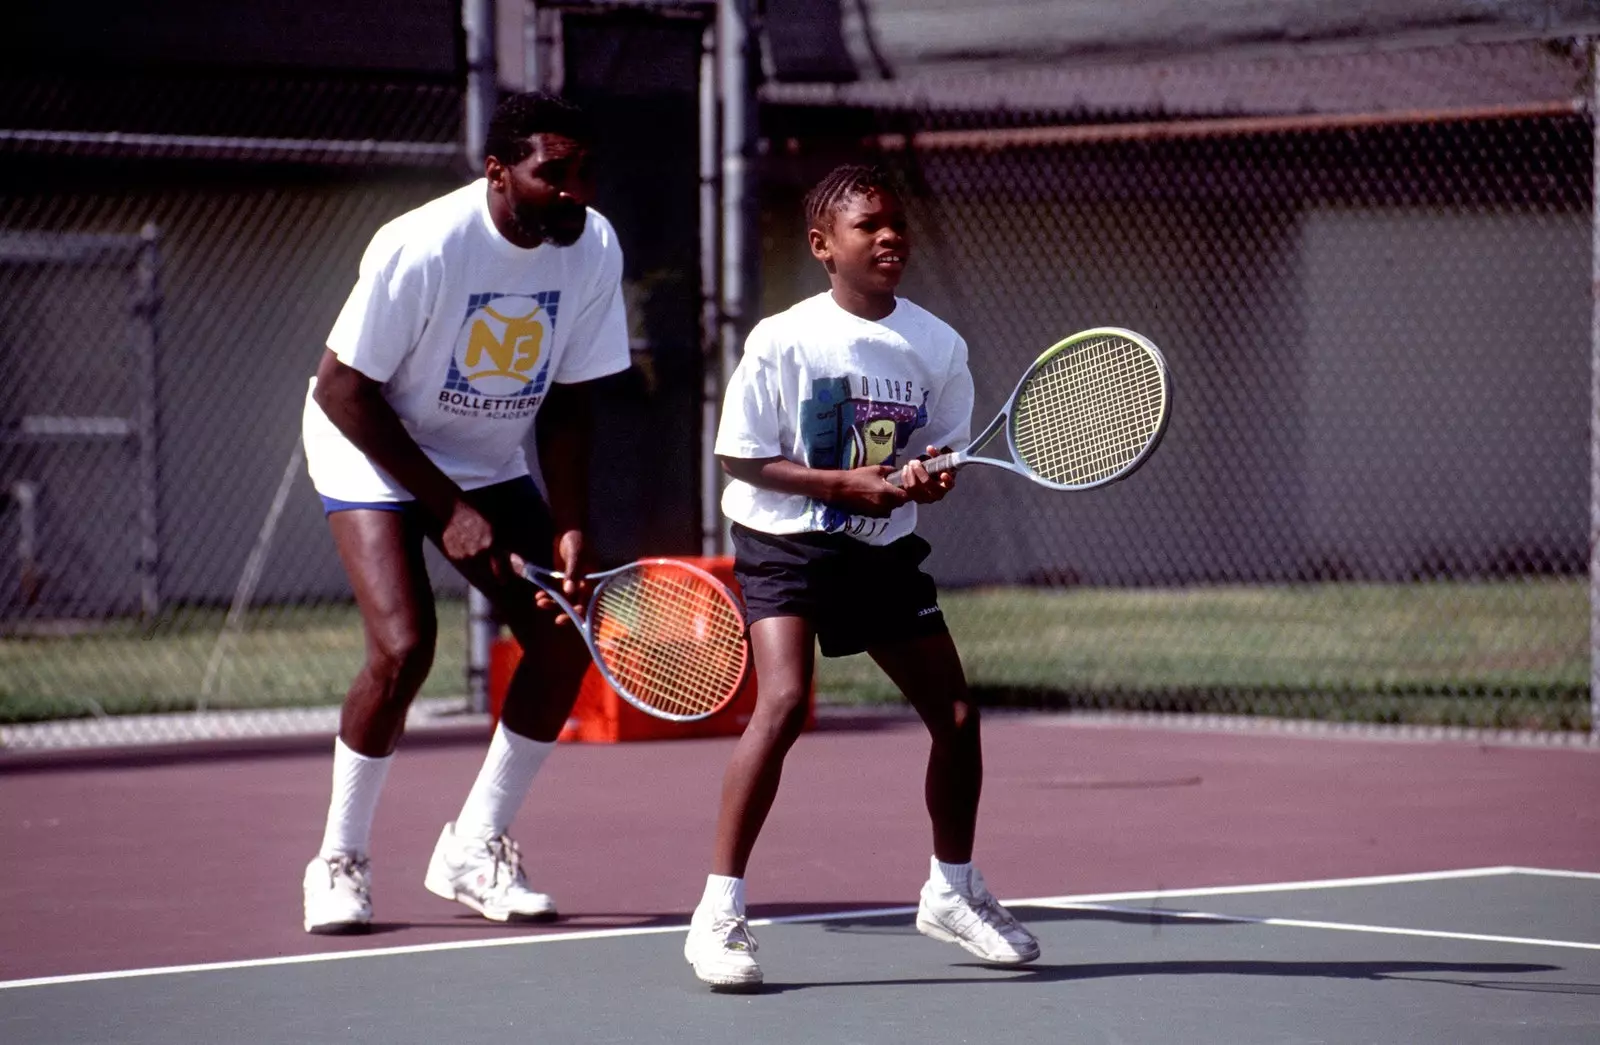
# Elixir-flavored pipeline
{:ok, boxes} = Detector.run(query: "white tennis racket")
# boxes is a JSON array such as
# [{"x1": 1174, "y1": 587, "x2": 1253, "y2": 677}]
[
  {"x1": 520, "y1": 558, "x2": 750, "y2": 722},
  {"x1": 892, "y1": 327, "x2": 1171, "y2": 490}
]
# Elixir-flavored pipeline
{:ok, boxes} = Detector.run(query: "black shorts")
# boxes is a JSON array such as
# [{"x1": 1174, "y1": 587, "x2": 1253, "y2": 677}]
[
  {"x1": 730, "y1": 522, "x2": 948, "y2": 658},
  {"x1": 325, "y1": 475, "x2": 555, "y2": 571}
]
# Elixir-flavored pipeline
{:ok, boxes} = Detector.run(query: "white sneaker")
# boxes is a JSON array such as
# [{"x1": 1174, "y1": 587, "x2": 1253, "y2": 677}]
[
  {"x1": 303, "y1": 853, "x2": 372, "y2": 934},
  {"x1": 423, "y1": 821, "x2": 557, "y2": 922},
  {"x1": 916, "y1": 866, "x2": 1041, "y2": 965},
  {"x1": 684, "y1": 907, "x2": 763, "y2": 989}
]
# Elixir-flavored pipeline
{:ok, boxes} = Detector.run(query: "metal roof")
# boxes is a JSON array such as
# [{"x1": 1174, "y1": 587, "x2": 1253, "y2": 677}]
[
  {"x1": 762, "y1": 38, "x2": 1589, "y2": 117},
  {"x1": 760, "y1": 0, "x2": 1599, "y2": 116}
]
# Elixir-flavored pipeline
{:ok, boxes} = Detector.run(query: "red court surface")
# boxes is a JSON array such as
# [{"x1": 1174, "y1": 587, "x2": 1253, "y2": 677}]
[{"x1": 2, "y1": 712, "x2": 1598, "y2": 983}]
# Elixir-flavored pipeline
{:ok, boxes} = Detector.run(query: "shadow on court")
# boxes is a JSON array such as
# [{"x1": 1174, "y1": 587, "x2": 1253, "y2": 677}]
[
  {"x1": 748, "y1": 958, "x2": 1564, "y2": 994},
  {"x1": 815, "y1": 906, "x2": 1243, "y2": 934}
]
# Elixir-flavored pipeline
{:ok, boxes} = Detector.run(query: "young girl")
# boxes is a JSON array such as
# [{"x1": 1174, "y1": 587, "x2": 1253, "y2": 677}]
[{"x1": 685, "y1": 164, "x2": 1040, "y2": 988}]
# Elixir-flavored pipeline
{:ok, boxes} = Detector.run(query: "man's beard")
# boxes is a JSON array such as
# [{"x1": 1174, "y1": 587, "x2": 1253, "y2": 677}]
[{"x1": 515, "y1": 200, "x2": 586, "y2": 247}]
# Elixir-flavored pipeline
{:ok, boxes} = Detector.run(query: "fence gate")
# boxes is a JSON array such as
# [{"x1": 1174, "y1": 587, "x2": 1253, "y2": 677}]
[{"x1": 0, "y1": 226, "x2": 161, "y2": 623}]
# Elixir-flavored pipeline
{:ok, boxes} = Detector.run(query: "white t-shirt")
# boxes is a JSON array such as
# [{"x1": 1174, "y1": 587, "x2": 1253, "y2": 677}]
[
  {"x1": 303, "y1": 179, "x2": 631, "y2": 502},
  {"x1": 715, "y1": 292, "x2": 974, "y2": 545}
]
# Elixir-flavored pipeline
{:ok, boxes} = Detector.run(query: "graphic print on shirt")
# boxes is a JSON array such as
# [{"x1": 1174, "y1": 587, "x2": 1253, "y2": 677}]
[
  {"x1": 438, "y1": 291, "x2": 560, "y2": 421},
  {"x1": 800, "y1": 375, "x2": 929, "y2": 537}
]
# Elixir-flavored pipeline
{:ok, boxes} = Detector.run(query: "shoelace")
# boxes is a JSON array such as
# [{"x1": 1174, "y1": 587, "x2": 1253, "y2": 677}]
[
  {"x1": 936, "y1": 885, "x2": 1027, "y2": 946},
  {"x1": 710, "y1": 916, "x2": 758, "y2": 955},
  {"x1": 975, "y1": 895, "x2": 1024, "y2": 933},
  {"x1": 970, "y1": 890, "x2": 1036, "y2": 944},
  {"x1": 323, "y1": 855, "x2": 370, "y2": 892},
  {"x1": 479, "y1": 835, "x2": 526, "y2": 893}
]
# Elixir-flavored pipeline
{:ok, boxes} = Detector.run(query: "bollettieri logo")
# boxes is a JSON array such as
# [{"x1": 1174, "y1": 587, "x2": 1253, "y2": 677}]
[{"x1": 438, "y1": 290, "x2": 560, "y2": 420}]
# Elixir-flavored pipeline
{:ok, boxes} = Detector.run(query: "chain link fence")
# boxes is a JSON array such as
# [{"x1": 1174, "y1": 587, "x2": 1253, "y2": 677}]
[
  {"x1": 1, "y1": 32, "x2": 1595, "y2": 735},
  {"x1": 773, "y1": 38, "x2": 1595, "y2": 731},
  {"x1": 0, "y1": 33, "x2": 707, "y2": 730},
  {"x1": 0, "y1": 165, "x2": 471, "y2": 722}
]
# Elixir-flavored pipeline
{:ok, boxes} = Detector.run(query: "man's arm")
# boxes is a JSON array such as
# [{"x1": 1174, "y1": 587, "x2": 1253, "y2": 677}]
[
  {"x1": 532, "y1": 380, "x2": 598, "y2": 612},
  {"x1": 534, "y1": 380, "x2": 593, "y2": 537},
  {"x1": 718, "y1": 455, "x2": 908, "y2": 518},
  {"x1": 312, "y1": 348, "x2": 501, "y2": 570}
]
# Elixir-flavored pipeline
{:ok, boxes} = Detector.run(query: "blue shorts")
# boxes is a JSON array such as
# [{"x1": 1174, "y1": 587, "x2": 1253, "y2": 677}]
[
  {"x1": 320, "y1": 475, "x2": 555, "y2": 570},
  {"x1": 319, "y1": 494, "x2": 412, "y2": 516}
]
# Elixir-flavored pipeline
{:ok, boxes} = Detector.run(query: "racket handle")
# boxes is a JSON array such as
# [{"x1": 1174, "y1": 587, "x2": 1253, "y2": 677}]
[{"x1": 886, "y1": 450, "x2": 965, "y2": 488}]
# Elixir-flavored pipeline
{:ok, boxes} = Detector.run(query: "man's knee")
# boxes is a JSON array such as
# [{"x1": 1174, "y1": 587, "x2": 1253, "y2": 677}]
[{"x1": 365, "y1": 618, "x2": 437, "y2": 684}]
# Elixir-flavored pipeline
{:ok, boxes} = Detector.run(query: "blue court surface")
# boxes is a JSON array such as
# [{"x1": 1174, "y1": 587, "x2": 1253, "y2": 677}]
[{"x1": 3, "y1": 866, "x2": 1596, "y2": 1044}]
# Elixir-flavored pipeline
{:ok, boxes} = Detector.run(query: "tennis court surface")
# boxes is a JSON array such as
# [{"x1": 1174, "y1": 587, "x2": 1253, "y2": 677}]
[{"x1": 2, "y1": 712, "x2": 1597, "y2": 1043}]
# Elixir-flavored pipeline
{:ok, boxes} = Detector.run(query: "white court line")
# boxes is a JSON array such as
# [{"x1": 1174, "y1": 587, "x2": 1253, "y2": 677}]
[
  {"x1": 0, "y1": 865, "x2": 1589, "y2": 992},
  {"x1": 1499, "y1": 866, "x2": 1600, "y2": 881},
  {"x1": 0, "y1": 905, "x2": 916, "y2": 993},
  {"x1": 1059, "y1": 903, "x2": 1600, "y2": 953},
  {"x1": 1004, "y1": 864, "x2": 1524, "y2": 907}
]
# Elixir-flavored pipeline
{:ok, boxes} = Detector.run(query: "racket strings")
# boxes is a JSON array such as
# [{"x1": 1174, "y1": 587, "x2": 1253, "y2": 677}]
[
  {"x1": 589, "y1": 566, "x2": 748, "y2": 717},
  {"x1": 1012, "y1": 335, "x2": 1166, "y2": 485}
]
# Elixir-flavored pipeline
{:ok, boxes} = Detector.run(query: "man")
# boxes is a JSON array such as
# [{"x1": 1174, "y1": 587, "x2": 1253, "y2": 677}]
[{"x1": 299, "y1": 92, "x2": 629, "y2": 933}]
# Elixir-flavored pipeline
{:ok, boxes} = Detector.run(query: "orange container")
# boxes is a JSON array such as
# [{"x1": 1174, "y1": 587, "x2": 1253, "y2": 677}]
[{"x1": 487, "y1": 556, "x2": 814, "y2": 743}]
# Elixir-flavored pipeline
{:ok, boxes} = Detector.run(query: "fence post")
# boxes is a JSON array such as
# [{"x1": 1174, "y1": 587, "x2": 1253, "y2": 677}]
[
  {"x1": 1590, "y1": 38, "x2": 1599, "y2": 738},
  {"x1": 717, "y1": 0, "x2": 759, "y2": 556},
  {"x1": 464, "y1": 0, "x2": 497, "y2": 712},
  {"x1": 699, "y1": 19, "x2": 722, "y2": 556},
  {"x1": 135, "y1": 222, "x2": 163, "y2": 618}
]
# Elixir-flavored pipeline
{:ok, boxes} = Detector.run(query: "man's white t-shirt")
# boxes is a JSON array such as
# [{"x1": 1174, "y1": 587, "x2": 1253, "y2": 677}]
[
  {"x1": 715, "y1": 292, "x2": 974, "y2": 546},
  {"x1": 303, "y1": 179, "x2": 631, "y2": 502}
]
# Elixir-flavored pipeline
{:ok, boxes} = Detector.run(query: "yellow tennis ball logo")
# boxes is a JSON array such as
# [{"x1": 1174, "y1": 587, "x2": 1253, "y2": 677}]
[{"x1": 457, "y1": 297, "x2": 545, "y2": 395}]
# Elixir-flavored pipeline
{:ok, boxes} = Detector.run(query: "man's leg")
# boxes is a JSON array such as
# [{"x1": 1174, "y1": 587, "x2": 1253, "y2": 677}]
[
  {"x1": 305, "y1": 508, "x2": 436, "y2": 934},
  {"x1": 422, "y1": 480, "x2": 590, "y2": 922}
]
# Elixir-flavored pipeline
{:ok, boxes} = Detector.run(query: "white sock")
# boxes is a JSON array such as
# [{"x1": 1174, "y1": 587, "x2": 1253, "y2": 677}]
[
  {"x1": 453, "y1": 723, "x2": 555, "y2": 841},
  {"x1": 931, "y1": 856, "x2": 973, "y2": 893},
  {"x1": 318, "y1": 738, "x2": 393, "y2": 859},
  {"x1": 700, "y1": 874, "x2": 745, "y2": 917}
]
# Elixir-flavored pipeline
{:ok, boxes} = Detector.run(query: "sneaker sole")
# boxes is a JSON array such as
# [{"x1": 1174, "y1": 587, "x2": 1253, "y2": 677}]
[
  {"x1": 687, "y1": 961, "x2": 763, "y2": 991},
  {"x1": 915, "y1": 913, "x2": 1040, "y2": 965},
  {"x1": 684, "y1": 945, "x2": 763, "y2": 989},
  {"x1": 304, "y1": 918, "x2": 372, "y2": 935},
  {"x1": 424, "y1": 873, "x2": 559, "y2": 923}
]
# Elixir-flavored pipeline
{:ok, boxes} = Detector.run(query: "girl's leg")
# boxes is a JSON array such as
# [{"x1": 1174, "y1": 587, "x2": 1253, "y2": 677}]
[
  {"x1": 874, "y1": 631, "x2": 1040, "y2": 965},
  {"x1": 868, "y1": 630, "x2": 980, "y2": 863},
  {"x1": 711, "y1": 615, "x2": 817, "y2": 877}
]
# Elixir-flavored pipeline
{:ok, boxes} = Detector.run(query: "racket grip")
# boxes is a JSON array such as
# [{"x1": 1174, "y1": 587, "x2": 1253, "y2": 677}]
[{"x1": 886, "y1": 451, "x2": 963, "y2": 488}]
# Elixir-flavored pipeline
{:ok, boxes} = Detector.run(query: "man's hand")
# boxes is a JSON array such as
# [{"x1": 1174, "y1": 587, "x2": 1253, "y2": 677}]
[
  {"x1": 440, "y1": 499, "x2": 516, "y2": 584},
  {"x1": 832, "y1": 465, "x2": 911, "y2": 517},
  {"x1": 898, "y1": 444, "x2": 957, "y2": 504},
  {"x1": 533, "y1": 528, "x2": 590, "y2": 626}
]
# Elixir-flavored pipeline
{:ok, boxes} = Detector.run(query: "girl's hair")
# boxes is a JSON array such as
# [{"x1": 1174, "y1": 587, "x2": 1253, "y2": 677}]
[
  {"x1": 485, "y1": 92, "x2": 592, "y2": 166},
  {"x1": 803, "y1": 164, "x2": 899, "y2": 231}
]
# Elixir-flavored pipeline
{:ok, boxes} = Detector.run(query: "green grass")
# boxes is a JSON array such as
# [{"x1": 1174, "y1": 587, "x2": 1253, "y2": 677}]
[
  {"x1": 816, "y1": 579, "x2": 1590, "y2": 730},
  {"x1": 0, "y1": 580, "x2": 1589, "y2": 730},
  {"x1": 0, "y1": 601, "x2": 467, "y2": 722}
]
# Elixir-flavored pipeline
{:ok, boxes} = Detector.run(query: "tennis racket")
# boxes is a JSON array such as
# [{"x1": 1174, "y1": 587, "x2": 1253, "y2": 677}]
[
  {"x1": 520, "y1": 558, "x2": 751, "y2": 722},
  {"x1": 891, "y1": 327, "x2": 1171, "y2": 491}
]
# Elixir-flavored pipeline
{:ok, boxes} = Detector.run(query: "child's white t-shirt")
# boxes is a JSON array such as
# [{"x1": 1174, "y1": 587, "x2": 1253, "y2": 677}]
[
  {"x1": 715, "y1": 292, "x2": 974, "y2": 545},
  {"x1": 302, "y1": 179, "x2": 631, "y2": 502}
]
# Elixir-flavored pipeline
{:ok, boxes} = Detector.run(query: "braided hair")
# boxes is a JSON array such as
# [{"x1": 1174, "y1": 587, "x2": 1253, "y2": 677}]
[
  {"x1": 485, "y1": 92, "x2": 592, "y2": 167},
  {"x1": 803, "y1": 164, "x2": 899, "y2": 232}
]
